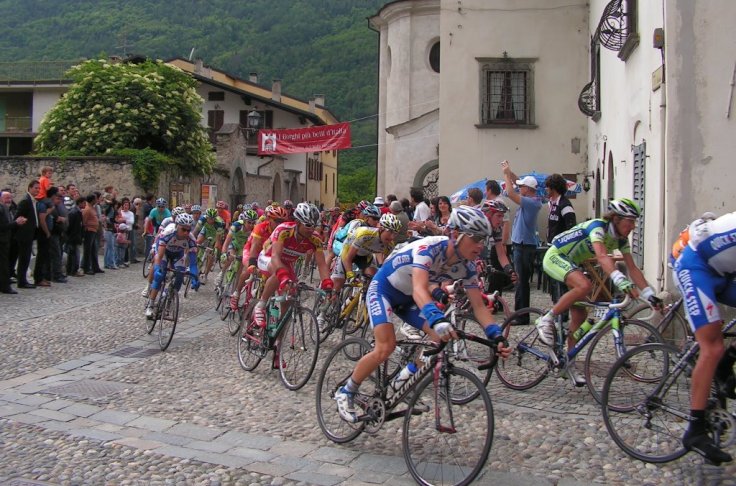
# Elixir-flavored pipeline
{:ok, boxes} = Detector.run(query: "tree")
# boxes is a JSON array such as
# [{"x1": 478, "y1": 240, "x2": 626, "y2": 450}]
[{"x1": 35, "y1": 58, "x2": 215, "y2": 189}]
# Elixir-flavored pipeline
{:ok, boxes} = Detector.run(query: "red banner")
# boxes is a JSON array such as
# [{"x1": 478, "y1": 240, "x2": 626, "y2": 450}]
[{"x1": 257, "y1": 122, "x2": 351, "y2": 155}]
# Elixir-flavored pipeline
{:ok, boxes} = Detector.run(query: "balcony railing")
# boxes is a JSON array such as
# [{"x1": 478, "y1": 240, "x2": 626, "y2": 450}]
[{"x1": 1, "y1": 116, "x2": 32, "y2": 132}]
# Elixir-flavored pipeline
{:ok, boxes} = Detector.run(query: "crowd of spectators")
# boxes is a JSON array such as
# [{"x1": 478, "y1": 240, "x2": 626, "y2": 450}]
[{"x1": 0, "y1": 166, "x2": 148, "y2": 294}]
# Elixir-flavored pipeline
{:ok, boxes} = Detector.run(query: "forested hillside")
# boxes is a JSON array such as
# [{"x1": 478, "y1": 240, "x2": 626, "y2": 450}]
[{"x1": 0, "y1": 0, "x2": 386, "y2": 201}]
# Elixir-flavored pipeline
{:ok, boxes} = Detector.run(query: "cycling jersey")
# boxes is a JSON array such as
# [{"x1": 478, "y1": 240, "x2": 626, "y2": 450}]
[
  {"x1": 332, "y1": 226, "x2": 393, "y2": 280},
  {"x1": 333, "y1": 218, "x2": 366, "y2": 256},
  {"x1": 367, "y1": 236, "x2": 479, "y2": 330},
  {"x1": 673, "y1": 212, "x2": 736, "y2": 330},
  {"x1": 264, "y1": 221, "x2": 323, "y2": 265},
  {"x1": 197, "y1": 216, "x2": 226, "y2": 241},
  {"x1": 543, "y1": 219, "x2": 630, "y2": 282},
  {"x1": 148, "y1": 207, "x2": 171, "y2": 233},
  {"x1": 244, "y1": 220, "x2": 272, "y2": 254},
  {"x1": 227, "y1": 221, "x2": 250, "y2": 252},
  {"x1": 157, "y1": 224, "x2": 197, "y2": 265}
]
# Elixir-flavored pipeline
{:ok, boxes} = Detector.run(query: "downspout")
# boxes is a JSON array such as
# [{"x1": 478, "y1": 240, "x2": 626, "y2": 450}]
[
  {"x1": 256, "y1": 156, "x2": 275, "y2": 176},
  {"x1": 657, "y1": 3, "x2": 667, "y2": 292}
]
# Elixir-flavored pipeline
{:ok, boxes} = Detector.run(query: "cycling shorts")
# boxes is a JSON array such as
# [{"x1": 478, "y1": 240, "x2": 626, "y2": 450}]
[
  {"x1": 241, "y1": 248, "x2": 251, "y2": 267},
  {"x1": 673, "y1": 246, "x2": 736, "y2": 331},
  {"x1": 256, "y1": 253, "x2": 297, "y2": 282},
  {"x1": 542, "y1": 246, "x2": 580, "y2": 283},
  {"x1": 366, "y1": 276, "x2": 425, "y2": 330},
  {"x1": 331, "y1": 254, "x2": 374, "y2": 280}
]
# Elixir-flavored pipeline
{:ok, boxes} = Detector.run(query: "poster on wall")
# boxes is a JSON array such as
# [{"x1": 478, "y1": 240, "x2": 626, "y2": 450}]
[{"x1": 201, "y1": 184, "x2": 217, "y2": 209}]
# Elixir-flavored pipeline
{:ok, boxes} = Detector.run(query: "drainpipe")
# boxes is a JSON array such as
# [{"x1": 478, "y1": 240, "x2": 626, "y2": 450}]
[
  {"x1": 657, "y1": 2, "x2": 667, "y2": 292},
  {"x1": 257, "y1": 157, "x2": 275, "y2": 176}
]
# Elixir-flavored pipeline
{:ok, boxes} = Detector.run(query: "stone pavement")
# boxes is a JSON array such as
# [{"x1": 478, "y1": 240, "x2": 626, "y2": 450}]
[{"x1": 0, "y1": 267, "x2": 734, "y2": 486}]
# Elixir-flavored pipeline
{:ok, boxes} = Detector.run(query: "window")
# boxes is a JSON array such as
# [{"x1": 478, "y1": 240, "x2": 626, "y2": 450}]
[
  {"x1": 207, "y1": 110, "x2": 224, "y2": 144},
  {"x1": 429, "y1": 42, "x2": 440, "y2": 73},
  {"x1": 478, "y1": 57, "x2": 535, "y2": 127},
  {"x1": 208, "y1": 91, "x2": 225, "y2": 101},
  {"x1": 618, "y1": 0, "x2": 639, "y2": 60}
]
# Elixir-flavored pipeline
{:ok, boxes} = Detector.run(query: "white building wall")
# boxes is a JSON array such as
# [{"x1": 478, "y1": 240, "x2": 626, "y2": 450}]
[
  {"x1": 371, "y1": 0, "x2": 440, "y2": 198},
  {"x1": 439, "y1": 0, "x2": 589, "y2": 236},
  {"x1": 32, "y1": 89, "x2": 65, "y2": 131},
  {"x1": 587, "y1": 0, "x2": 666, "y2": 286}
]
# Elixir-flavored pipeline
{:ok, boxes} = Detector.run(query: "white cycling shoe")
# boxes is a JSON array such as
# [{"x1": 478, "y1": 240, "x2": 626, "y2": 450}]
[
  {"x1": 334, "y1": 386, "x2": 359, "y2": 423},
  {"x1": 564, "y1": 365, "x2": 586, "y2": 387},
  {"x1": 535, "y1": 315, "x2": 556, "y2": 347},
  {"x1": 400, "y1": 322, "x2": 424, "y2": 341}
]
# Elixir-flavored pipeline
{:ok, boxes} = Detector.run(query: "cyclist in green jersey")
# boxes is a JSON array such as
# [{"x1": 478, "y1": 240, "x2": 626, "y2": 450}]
[
  {"x1": 536, "y1": 199, "x2": 662, "y2": 385},
  {"x1": 195, "y1": 208, "x2": 226, "y2": 284}
]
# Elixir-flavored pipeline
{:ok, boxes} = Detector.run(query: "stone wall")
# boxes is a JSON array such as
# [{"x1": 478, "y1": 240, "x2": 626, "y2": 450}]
[{"x1": 0, "y1": 156, "x2": 145, "y2": 198}]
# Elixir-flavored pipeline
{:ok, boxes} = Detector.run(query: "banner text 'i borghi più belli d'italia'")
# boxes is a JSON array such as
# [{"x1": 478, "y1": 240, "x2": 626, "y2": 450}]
[{"x1": 257, "y1": 122, "x2": 351, "y2": 155}]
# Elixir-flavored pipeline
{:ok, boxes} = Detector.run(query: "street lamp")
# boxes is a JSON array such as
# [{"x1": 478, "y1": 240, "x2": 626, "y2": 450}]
[{"x1": 247, "y1": 110, "x2": 262, "y2": 132}]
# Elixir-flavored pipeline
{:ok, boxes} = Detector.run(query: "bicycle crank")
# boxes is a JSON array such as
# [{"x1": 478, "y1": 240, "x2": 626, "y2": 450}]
[
  {"x1": 362, "y1": 398, "x2": 386, "y2": 435},
  {"x1": 708, "y1": 408, "x2": 736, "y2": 448}
]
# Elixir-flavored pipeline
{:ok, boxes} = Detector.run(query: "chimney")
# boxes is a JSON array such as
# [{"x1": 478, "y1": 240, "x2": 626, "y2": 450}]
[
  {"x1": 249, "y1": 72, "x2": 258, "y2": 84},
  {"x1": 308, "y1": 97, "x2": 316, "y2": 113},
  {"x1": 194, "y1": 58, "x2": 203, "y2": 74},
  {"x1": 272, "y1": 79, "x2": 282, "y2": 102},
  {"x1": 314, "y1": 94, "x2": 325, "y2": 107}
]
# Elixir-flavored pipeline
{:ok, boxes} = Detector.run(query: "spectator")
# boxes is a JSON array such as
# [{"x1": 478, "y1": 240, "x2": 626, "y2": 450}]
[
  {"x1": 66, "y1": 183, "x2": 81, "y2": 203},
  {"x1": 50, "y1": 187, "x2": 68, "y2": 283},
  {"x1": 120, "y1": 198, "x2": 136, "y2": 264},
  {"x1": 502, "y1": 160, "x2": 542, "y2": 322},
  {"x1": 34, "y1": 185, "x2": 59, "y2": 287},
  {"x1": 101, "y1": 193, "x2": 118, "y2": 269},
  {"x1": 467, "y1": 187, "x2": 483, "y2": 207},
  {"x1": 425, "y1": 195, "x2": 452, "y2": 236},
  {"x1": 14, "y1": 180, "x2": 40, "y2": 288},
  {"x1": 5, "y1": 187, "x2": 19, "y2": 282},
  {"x1": 66, "y1": 196, "x2": 85, "y2": 277},
  {"x1": 389, "y1": 200, "x2": 410, "y2": 244},
  {"x1": 141, "y1": 193, "x2": 154, "y2": 258},
  {"x1": 486, "y1": 178, "x2": 511, "y2": 248},
  {"x1": 0, "y1": 190, "x2": 26, "y2": 293},
  {"x1": 115, "y1": 223, "x2": 130, "y2": 268},
  {"x1": 82, "y1": 194, "x2": 103, "y2": 275},
  {"x1": 401, "y1": 198, "x2": 413, "y2": 222},
  {"x1": 374, "y1": 196, "x2": 389, "y2": 215},
  {"x1": 37, "y1": 166, "x2": 53, "y2": 201},
  {"x1": 407, "y1": 187, "x2": 430, "y2": 236},
  {"x1": 545, "y1": 173, "x2": 577, "y2": 308}
]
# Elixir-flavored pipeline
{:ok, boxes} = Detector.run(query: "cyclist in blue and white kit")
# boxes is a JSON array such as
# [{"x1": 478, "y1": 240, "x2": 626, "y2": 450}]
[
  {"x1": 144, "y1": 213, "x2": 200, "y2": 319},
  {"x1": 334, "y1": 206, "x2": 511, "y2": 423},
  {"x1": 672, "y1": 211, "x2": 736, "y2": 464}
]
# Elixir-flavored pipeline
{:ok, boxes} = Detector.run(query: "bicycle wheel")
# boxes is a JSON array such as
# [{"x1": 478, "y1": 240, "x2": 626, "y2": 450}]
[
  {"x1": 625, "y1": 300, "x2": 690, "y2": 350},
  {"x1": 316, "y1": 337, "x2": 371, "y2": 443},
  {"x1": 316, "y1": 294, "x2": 339, "y2": 344},
  {"x1": 601, "y1": 343, "x2": 689, "y2": 463},
  {"x1": 494, "y1": 307, "x2": 549, "y2": 390},
  {"x1": 584, "y1": 318, "x2": 662, "y2": 405},
  {"x1": 218, "y1": 279, "x2": 232, "y2": 321},
  {"x1": 145, "y1": 296, "x2": 157, "y2": 334},
  {"x1": 158, "y1": 290, "x2": 179, "y2": 351},
  {"x1": 340, "y1": 287, "x2": 363, "y2": 336},
  {"x1": 183, "y1": 275, "x2": 192, "y2": 298},
  {"x1": 279, "y1": 306, "x2": 320, "y2": 391},
  {"x1": 449, "y1": 314, "x2": 493, "y2": 404},
  {"x1": 403, "y1": 367, "x2": 494, "y2": 486},
  {"x1": 237, "y1": 319, "x2": 264, "y2": 371},
  {"x1": 142, "y1": 251, "x2": 153, "y2": 278}
]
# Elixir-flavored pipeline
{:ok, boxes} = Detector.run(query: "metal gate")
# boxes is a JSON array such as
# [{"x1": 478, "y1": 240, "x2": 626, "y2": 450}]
[
  {"x1": 422, "y1": 167, "x2": 439, "y2": 201},
  {"x1": 632, "y1": 141, "x2": 646, "y2": 268}
]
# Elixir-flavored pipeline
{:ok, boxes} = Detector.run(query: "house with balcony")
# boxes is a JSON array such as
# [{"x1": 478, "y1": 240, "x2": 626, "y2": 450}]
[{"x1": 0, "y1": 57, "x2": 340, "y2": 209}]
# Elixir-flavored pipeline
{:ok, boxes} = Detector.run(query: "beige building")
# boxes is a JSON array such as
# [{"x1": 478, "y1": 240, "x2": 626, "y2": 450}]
[{"x1": 372, "y1": 0, "x2": 736, "y2": 291}]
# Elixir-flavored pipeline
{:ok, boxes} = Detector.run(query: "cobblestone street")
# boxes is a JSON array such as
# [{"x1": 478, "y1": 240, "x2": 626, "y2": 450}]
[{"x1": 1, "y1": 267, "x2": 734, "y2": 486}]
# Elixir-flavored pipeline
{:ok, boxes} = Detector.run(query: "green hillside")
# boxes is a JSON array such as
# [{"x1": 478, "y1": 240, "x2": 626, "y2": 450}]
[{"x1": 0, "y1": 0, "x2": 386, "y2": 201}]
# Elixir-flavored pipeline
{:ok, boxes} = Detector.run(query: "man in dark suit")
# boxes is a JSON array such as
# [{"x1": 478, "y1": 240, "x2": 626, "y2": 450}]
[
  {"x1": 0, "y1": 190, "x2": 27, "y2": 293},
  {"x1": 14, "y1": 180, "x2": 40, "y2": 289}
]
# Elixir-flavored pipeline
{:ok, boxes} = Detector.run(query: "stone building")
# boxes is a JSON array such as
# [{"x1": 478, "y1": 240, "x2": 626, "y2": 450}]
[{"x1": 371, "y1": 0, "x2": 736, "y2": 290}]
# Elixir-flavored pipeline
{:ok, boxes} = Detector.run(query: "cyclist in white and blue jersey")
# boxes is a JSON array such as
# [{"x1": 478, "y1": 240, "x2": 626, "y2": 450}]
[
  {"x1": 672, "y1": 211, "x2": 736, "y2": 464},
  {"x1": 144, "y1": 213, "x2": 200, "y2": 319},
  {"x1": 333, "y1": 206, "x2": 511, "y2": 423}
]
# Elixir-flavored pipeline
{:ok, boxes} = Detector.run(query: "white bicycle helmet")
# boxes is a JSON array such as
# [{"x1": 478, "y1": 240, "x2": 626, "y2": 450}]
[
  {"x1": 293, "y1": 202, "x2": 320, "y2": 226},
  {"x1": 608, "y1": 198, "x2": 641, "y2": 218},
  {"x1": 448, "y1": 205, "x2": 493, "y2": 238},
  {"x1": 361, "y1": 204, "x2": 381, "y2": 219},
  {"x1": 155, "y1": 197, "x2": 167, "y2": 207},
  {"x1": 379, "y1": 213, "x2": 402, "y2": 232},
  {"x1": 171, "y1": 206, "x2": 185, "y2": 217},
  {"x1": 191, "y1": 205, "x2": 202, "y2": 213},
  {"x1": 176, "y1": 213, "x2": 195, "y2": 226}
]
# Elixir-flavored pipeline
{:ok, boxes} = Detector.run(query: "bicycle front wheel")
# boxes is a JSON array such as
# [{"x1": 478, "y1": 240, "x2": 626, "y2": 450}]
[
  {"x1": 142, "y1": 252, "x2": 153, "y2": 278},
  {"x1": 495, "y1": 307, "x2": 549, "y2": 390},
  {"x1": 403, "y1": 367, "x2": 494, "y2": 486},
  {"x1": 316, "y1": 337, "x2": 371, "y2": 443},
  {"x1": 601, "y1": 342, "x2": 688, "y2": 463},
  {"x1": 449, "y1": 315, "x2": 493, "y2": 403},
  {"x1": 158, "y1": 290, "x2": 179, "y2": 351},
  {"x1": 279, "y1": 306, "x2": 320, "y2": 391},
  {"x1": 237, "y1": 319, "x2": 264, "y2": 371},
  {"x1": 584, "y1": 318, "x2": 662, "y2": 405}
]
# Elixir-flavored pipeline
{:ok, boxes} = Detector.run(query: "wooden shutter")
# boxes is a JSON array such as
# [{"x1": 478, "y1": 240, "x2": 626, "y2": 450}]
[{"x1": 632, "y1": 142, "x2": 646, "y2": 268}]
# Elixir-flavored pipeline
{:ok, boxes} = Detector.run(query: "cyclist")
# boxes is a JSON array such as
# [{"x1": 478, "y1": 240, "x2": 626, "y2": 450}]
[
  {"x1": 216, "y1": 200, "x2": 231, "y2": 226},
  {"x1": 191, "y1": 205, "x2": 202, "y2": 223},
  {"x1": 283, "y1": 200, "x2": 295, "y2": 221},
  {"x1": 194, "y1": 208, "x2": 226, "y2": 284},
  {"x1": 144, "y1": 213, "x2": 200, "y2": 319},
  {"x1": 229, "y1": 204, "x2": 288, "y2": 310},
  {"x1": 141, "y1": 206, "x2": 185, "y2": 298},
  {"x1": 333, "y1": 206, "x2": 511, "y2": 423},
  {"x1": 671, "y1": 211, "x2": 736, "y2": 464},
  {"x1": 479, "y1": 199, "x2": 517, "y2": 279},
  {"x1": 325, "y1": 207, "x2": 356, "y2": 269},
  {"x1": 145, "y1": 198, "x2": 171, "y2": 235},
  {"x1": 535, "y1": 198, "x2": 662, "y2": 386},
  {"x1": 252, "y1": 203, "x2": 333, "y2": 341},
  {"x1": 331, "y1": 203, "x2": 381, "y2": 261},
  {"x1": 215, "y1": 209, "x2": 258, "y2": 290}
]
